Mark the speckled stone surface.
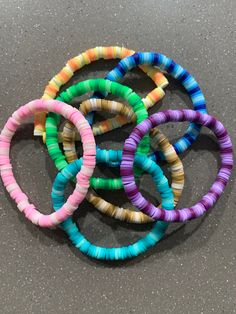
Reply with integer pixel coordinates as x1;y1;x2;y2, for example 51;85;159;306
0;0;235;313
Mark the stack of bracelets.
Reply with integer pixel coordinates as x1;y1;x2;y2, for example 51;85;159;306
0;47;233;260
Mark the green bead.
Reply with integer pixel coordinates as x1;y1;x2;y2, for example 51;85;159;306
127;93;142;108
59;90;72;103
69;85;78;98
98;79;107;94
75;81;87;96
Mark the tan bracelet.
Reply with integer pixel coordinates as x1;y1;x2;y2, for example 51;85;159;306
62;99;184;223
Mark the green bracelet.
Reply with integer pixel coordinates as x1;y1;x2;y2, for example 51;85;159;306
45;79;149;187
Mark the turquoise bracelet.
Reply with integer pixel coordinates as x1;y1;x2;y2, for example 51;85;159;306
51;150;174;260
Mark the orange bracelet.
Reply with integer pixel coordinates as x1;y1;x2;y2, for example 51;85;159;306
34;46;168;136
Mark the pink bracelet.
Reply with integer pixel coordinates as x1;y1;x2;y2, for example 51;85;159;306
0;99;96;228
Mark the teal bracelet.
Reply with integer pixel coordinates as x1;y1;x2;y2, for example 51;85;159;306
51;150;174;260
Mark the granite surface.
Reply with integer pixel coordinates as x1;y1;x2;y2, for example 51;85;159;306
0;0;235;313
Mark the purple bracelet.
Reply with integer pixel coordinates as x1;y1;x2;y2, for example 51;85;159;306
121;109;233;222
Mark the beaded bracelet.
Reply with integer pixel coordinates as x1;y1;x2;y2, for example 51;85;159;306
0;99;96;228
62;99;134;161
51;152;174;260
61;97;184;205
121;109;233;222
106;52;207;157
44;99;135;146
34;46;168;136
62;99;135;163
46;79;149;174
61;97;184;222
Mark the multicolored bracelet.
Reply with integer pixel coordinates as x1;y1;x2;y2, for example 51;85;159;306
0;99;96;228
51;152;174;260
121;109;233;222
34;46;168;136
62;99;135;163
61;98;184;223
107;52;207;157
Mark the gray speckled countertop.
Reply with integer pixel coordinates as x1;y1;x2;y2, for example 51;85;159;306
0;1;235;313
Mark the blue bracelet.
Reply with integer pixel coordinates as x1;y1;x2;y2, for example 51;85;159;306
102;52;207;159
51;150;174;260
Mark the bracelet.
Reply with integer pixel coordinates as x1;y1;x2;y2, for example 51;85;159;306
34;46;168;136
0;99;96;228
51;153;174;260
60;99;184;223
121;109;233;222
106;52;207;157
62;97;184;206
62;99;135;164
46;79;150;174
